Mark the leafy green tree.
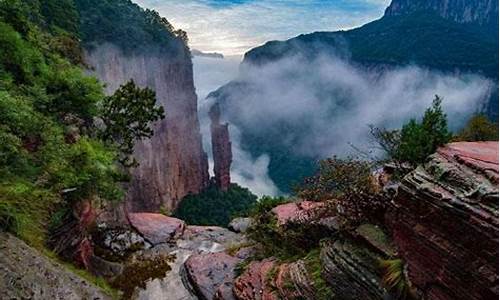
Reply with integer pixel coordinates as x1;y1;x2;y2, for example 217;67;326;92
456;114;498;142
372;96;452;167
398;96;451;165
100;80;165;167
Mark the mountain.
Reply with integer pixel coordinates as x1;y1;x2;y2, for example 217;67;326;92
385;0;498;25
76;0;210;212
209;0;499;193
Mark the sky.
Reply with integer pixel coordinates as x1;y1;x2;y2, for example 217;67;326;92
134;0;391;56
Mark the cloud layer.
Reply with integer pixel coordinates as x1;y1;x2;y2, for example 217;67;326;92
134;0;391;55
202;54;493;194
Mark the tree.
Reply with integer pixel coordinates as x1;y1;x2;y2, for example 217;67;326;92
100;80;165;167
371;96;452;167
456;114;498;142
398;95;451;165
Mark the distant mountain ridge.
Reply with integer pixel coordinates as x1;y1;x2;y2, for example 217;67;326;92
208;0;499;193
385;0;498;26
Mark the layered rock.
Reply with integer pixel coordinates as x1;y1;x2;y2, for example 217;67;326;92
320;239;386;299
386;141;499;300
0;232;111;300
85;44;209;212
385;0;499;26
209;103;232;191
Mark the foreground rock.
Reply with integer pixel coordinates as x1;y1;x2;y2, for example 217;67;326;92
184;252;241;300
320;239;386;299
271;201;324;225
233;260;278;300
387;141;499;300
135;224;246;300
128;213;185;245
0;232;111;300
228;217;252;233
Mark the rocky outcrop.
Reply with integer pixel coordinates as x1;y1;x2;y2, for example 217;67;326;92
0;232;111;300
386;141;499;300
128;213;185;245
275;261;316;300
228;217;253;233
209;103;232;191
233;260;278;300
184;252;241;300
85;44;209;212
385;0;499;26
271;201;324;226
320;239;387;299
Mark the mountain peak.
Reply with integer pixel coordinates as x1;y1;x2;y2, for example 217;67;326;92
385;0;498;26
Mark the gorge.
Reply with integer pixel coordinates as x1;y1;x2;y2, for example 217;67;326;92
0;0;498;300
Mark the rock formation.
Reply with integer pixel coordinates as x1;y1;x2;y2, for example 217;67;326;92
209;103;232;191
85;44;209;212
386;141;499;300
385;0;499;26
0;232;111;300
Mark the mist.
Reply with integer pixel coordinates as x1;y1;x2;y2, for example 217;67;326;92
195;53;494;196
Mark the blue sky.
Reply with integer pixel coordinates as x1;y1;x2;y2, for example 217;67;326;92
134;0;391;55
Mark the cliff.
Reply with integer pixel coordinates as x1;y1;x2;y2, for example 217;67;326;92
85;44;209;212
77;0;210;212
209;103;232;191
386;141;499;299
385;0;498;26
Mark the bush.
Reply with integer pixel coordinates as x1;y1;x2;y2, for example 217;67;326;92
296;157;385;228
173;183;257;227
456;114;498;142
372;95;452;167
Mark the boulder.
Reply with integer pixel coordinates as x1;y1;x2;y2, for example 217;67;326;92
233;260;278;300
134;225;245;300
0;232;111;300
184;252;241;300
271;201;324;226
128;213;185;245
386;142;499;300
228;217;252;233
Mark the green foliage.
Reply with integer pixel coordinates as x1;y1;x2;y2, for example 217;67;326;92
246;196;329;260
372;96;452;167
100;80;164;167
456;114;499;142
0;5;123;248
398;96;451;166
75;0;188;54
380;259;414;299
304;249;334;300
40;0;80;35
173;183;257;227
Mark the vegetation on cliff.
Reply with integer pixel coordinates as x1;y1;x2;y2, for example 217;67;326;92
173;183;257;227
0;0;165;250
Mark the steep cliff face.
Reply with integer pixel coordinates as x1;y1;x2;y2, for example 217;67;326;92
385;0;498;26
209;103;232;191
86;44;209;212
386;142;498;300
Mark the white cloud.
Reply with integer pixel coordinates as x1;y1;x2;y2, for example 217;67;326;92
133;0;390;55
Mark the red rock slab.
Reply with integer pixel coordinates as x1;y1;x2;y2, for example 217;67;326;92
271;201;324;225
184;252;240;300
233;260;278;300
438;141;498;180
128;213;185;245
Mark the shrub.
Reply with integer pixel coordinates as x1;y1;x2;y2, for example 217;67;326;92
173;183;257;227
371;95;452;167
456;114;498;142
296;157;385;228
